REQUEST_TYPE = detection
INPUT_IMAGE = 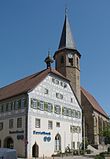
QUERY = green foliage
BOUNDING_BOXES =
[81,137,89,150]
[95,155,105,159]
[101,125,110,144]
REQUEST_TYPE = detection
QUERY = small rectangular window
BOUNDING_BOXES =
[72,142,75,149]
[77,142,80,149]
[9,119,14,129]
[31,98,37,109]
[35,118,40,128]
[54,105,61,114]
[0,122,3,131]
[56,122,60,127]
[62,107,67,116]
[22,98,27,108]
[44,88,48,94]
[17,118,22,128]
[48,121,53,129]
[39,101,44,111]
[56,93,63,99]
[6,103,9,112]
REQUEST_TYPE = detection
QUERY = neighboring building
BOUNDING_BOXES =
[81,87,109,145]
[54,13,109,146]
[0,68,82,158]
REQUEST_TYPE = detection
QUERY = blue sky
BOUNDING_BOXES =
[0,0,110,115]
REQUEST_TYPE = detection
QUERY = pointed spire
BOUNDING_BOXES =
[58,10,76,50]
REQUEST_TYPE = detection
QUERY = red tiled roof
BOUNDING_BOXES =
[0,68,68,101]
[81,87,108,118]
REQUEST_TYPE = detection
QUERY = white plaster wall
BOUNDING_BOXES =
[27,74,82,158]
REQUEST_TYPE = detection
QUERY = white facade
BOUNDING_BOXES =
[27,73,82,158]
[0,72,82,158]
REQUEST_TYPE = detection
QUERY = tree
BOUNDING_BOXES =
[101,125,110,144]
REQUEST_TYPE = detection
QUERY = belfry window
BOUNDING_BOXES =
[60,56,64,64]
[69,58,73,66]
[77,57,79,67]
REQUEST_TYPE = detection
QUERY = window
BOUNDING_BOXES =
[22,98,27,108]
[60,56,64,64]
[31,98,37,109]
[17,118,22,128]
[48,121,53,129]
[0,122,3,131]
[56,80,59,85]
[72,110,76,118]
[64,83,67,88]
[77,142,80,149]
[6,103,9,112]
[77,111,81,119]
[0,104,4,113]
[9,119,14,129]
[39,101,44,111]
[14,101,16,110]
[44,88,48,94]
[68,109,72,117]
[56,93,63,99]
[75,111,79,118]
[72,142,75,149]
[17,99,21,109]
[56,122,60,127]
[52,78,55,83]
[77,57,79,67]
[69,58,73,66]
[47,103,53,112]
[62,107,67,116]
[54,105,61,114]
[71,98,73,103]
[35,118,40,128]
[10,102,13,111]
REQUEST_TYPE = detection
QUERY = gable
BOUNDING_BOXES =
[29,73,82,116]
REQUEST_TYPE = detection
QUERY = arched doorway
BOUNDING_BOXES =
[55,133,61,151]
[32,142,39,158]
[4,137,14,149]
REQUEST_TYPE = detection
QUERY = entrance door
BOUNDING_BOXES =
[32,142,39,157]
[4,137,14,149]
[55,134,61,151]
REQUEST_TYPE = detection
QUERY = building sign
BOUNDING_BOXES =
[9,130,24,134]
[33,131,51,142]
[33,131,51,135]
[17,135,24,140]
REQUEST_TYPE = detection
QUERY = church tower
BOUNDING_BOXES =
[54,13,81,102]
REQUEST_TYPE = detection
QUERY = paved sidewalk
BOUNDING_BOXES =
[18,156,95,159]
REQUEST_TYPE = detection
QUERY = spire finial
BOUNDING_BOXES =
[65,5,68,17]
[44,50,54,69]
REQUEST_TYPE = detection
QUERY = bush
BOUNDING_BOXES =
[86,149,91,154]
[95,155,105,159]
[79,150,84,155]
[73,150,78,155]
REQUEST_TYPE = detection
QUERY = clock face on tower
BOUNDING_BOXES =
[68,53,73,59]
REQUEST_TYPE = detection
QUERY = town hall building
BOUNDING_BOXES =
[0,11,109,158]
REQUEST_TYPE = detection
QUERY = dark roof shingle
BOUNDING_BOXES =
[0,68,68,101]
